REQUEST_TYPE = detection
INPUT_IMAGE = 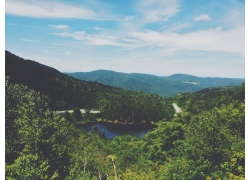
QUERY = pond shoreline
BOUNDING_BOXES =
[75,121,157,138]
[74,120,157,126]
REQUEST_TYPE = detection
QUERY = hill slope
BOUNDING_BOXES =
[162,74,244,87]
[65,70,244,97]
[5,51,124,110]
[5,51,175,123]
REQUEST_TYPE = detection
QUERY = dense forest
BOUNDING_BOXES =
[5,51,174,124]
[66,70,244,97]
[5,51,245,179]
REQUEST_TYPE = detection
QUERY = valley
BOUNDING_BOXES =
[5,51,245,180]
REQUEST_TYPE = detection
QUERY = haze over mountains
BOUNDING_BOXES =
[65,70,244,97]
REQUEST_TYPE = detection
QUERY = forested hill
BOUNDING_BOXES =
[65,70,244,97]
[5,51,175,123]
[173,84,245,115]
[162,73,244,87]
[5,50,122,110]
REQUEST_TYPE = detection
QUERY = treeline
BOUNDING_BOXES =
[6,78,245,179]
[173,84,245,115]
[98,92,174,124]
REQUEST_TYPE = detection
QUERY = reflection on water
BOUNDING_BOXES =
[77,122,157,138]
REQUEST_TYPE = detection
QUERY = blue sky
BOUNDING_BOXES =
[5,0,245,78]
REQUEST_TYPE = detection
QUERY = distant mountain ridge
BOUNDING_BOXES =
[65,70,244,97]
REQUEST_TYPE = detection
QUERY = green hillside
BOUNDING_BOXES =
[66,70,244,97]
[5,51,122,110]
[163,73,244,88]
[5,51,175,123]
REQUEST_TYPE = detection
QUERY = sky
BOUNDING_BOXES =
[5,0,245,78]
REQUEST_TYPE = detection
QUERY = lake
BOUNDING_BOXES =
[77,122,157,138]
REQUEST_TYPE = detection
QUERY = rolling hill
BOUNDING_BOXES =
[162,74,244,87]
[65,70,244,97]
[5,50,176,123]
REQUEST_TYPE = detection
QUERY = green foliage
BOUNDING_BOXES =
[220,150,245,179]
[73,108,82,121]
[173,83,245,115]
[64,111,73,122]
[99,92,174,124]
[5,154,54,180]
[143,122,185,163]
[5,51,245,179]
[6,51,175,124]
[5,78,71,179]
[178,102,244,179]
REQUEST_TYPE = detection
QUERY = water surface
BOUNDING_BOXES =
[77,122,157,138]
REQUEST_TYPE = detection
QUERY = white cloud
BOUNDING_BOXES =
[65,51,72,55]
[5,0,101,20]
[161,23,189,32]
[128,27,244,56]
[138,0,180,22]
[130,30,171,47]
[173,27,244,56]
[222,9,245,28]
[52,31,125,47]
[52,24,244,56]
[122,38,142,43]
[93,27,105,31]
[50,25,69,29]
[193,14,211,21]
[88,39,123,46]
[20,38,44,43]
[209,26,222,31]
[52,31,86,40]
[124,16,135,21]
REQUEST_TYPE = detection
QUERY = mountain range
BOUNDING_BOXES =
[5,50,244,103]
[65,70,244,97]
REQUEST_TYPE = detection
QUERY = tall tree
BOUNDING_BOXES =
[5,77,71,179]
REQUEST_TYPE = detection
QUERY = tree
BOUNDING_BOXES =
[5,77,71,179]
[65,111,73,122]
[73,107,82,121]
[107,155,118,180]
[143,121,185,163]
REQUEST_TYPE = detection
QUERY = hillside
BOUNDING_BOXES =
[65,70,244,97]
[162,73,244,88]
[173,84,245,115]
[5,51,175,123]
[5,51,125,110]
